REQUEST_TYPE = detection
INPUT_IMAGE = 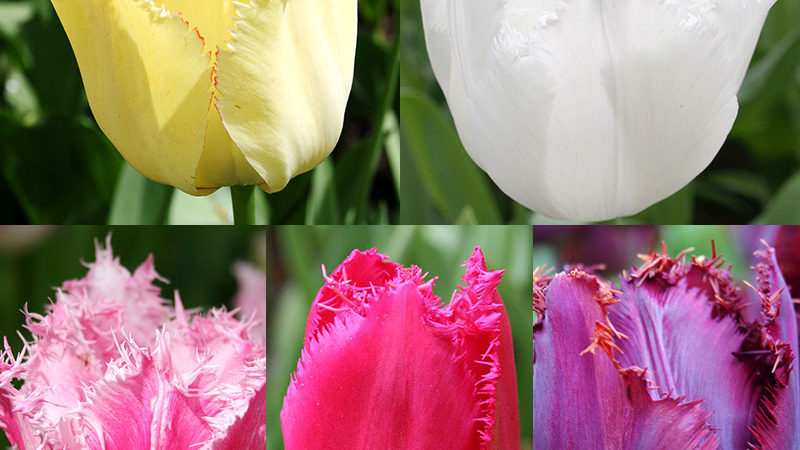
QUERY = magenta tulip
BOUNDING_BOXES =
[281,247,520,449]
[534,243,799,448]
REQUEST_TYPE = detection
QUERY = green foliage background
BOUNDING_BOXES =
[0,225,264,447]
[400,1,800,225]
[0,0,398,225]
[267,225,533,449]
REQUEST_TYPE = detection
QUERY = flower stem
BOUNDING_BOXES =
[231,185,256,225]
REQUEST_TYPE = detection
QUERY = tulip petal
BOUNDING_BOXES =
[83,353,211,449]
[744,244,800,448]
[194,107,264,190]
[611,251,762,448]
[151,1,235,52]
[212,383,266,450]
[283,282,480,449]
[0,387,32,450]
[304,248,405,344]
[50,0,214,194]
[533,270,718,449]
[282,247,518,449]
[449,248,520,449]
[233,262,268,343]
[421,0,775,220]
[0,343,38,450]
[215,0,358,193]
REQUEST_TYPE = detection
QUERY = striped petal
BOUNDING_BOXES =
[612,248,766,448]
[533,270,718,449]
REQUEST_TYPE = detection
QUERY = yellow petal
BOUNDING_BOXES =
[147,0,261,190]
[152,0,236,53]
[214,0,358,193]
[194,105,264,189]
[50,0,214,195]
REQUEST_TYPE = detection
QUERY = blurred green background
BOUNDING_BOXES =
[400,1,800,224]
[267,225,533,449]
[0,0,398,224]
[0,225,265,447]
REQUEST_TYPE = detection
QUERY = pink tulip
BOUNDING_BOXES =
[233,262,267,343]
[0,237,266,449]
[281,247,519,449]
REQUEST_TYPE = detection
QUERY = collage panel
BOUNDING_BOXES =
[0,1,397,225]
[0,226,266,447]
[533,225,800,448]
[400,0,800,225]
[266,225,533,449]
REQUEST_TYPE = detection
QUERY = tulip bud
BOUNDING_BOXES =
[50,0,357,194]
[534,243,800,448]
[281,247,520,449]
[420,1,775,221]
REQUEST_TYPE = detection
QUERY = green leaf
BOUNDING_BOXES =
[399,0,437,93]
[399,88,502,224]
[754,171,800,224]
[0,2,34,36]
[19,7,85,117]
[265,171,311,224]
[702,170,771,204]
[168,187,268,225]
[384,111,401,195]
[256,190,269,225]
[3,118,122,224]
[624,183,694,225]
[230,185,256,225]
[336,29,399,223]
[4,66,40,122]
[739,26,800,107]
[108,164,172,225]
[166,187,232,225]
[305,159,340,224]
[266,285,307,450]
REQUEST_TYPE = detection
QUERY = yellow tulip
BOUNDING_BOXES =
[50,0,358,195]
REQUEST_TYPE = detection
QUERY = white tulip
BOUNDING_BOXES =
[420,0,776,221]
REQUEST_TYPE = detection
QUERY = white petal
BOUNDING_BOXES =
[421,0,775,221]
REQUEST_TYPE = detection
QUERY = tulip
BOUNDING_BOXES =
[533,243,800,448]
[233,261,267,342]
[0,237,266,448]
[731,225,800,298]
[731,225,779,264]
[281,247,520,449]
[420,2,775,221]
[50,0,357,194]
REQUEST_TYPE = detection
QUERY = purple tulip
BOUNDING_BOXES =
[534,243,799,448]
